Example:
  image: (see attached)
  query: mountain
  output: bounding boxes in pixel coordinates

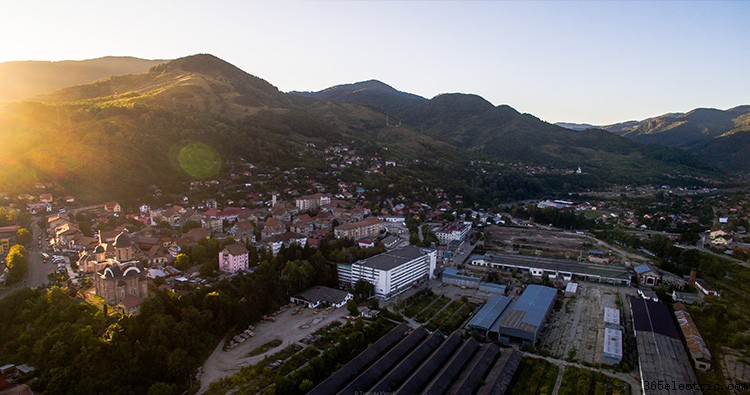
[0,55,459,201]
[0,56,165,102]
[564,106,750,171]
[299,83,715,179]
[555,122,597,131]
[0,55,719,202]
[292,79,427,117]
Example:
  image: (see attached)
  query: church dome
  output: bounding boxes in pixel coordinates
[113,231,133,248]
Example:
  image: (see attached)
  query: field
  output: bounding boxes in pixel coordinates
[558,366,630,395]
[538,283,637,370]
[507,357,560,395]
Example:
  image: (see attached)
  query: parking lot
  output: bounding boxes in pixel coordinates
[539,283,636,364]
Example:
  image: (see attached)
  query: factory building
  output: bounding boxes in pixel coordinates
[338,246,437,300]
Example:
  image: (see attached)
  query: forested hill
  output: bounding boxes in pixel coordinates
[0,54,719,202]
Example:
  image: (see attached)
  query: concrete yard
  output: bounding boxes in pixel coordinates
[539,283,636,365]
[197,305,347,394]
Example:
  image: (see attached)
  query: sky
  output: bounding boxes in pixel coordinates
[0,0,748,124]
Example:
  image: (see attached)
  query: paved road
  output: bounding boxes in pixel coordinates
[0,217,54,300]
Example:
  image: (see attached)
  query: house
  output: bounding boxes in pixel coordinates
[695,279,720,297]
[290,286,353,309]
[38,193,53,203]
[218,243,249,273]
[634,263,661,286]
[291,214,314,236]
[104,201,122,213]
[261,217,286,239]
[228,220,256,243]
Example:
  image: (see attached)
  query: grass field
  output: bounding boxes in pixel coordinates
[558,366,630,395]
[414,295,451,323]
[507,357,560,395]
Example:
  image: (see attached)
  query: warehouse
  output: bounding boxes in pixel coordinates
[492,285,557,345]
[629,296,699,395]
[674,303,712,371]
[471,253,632,286]
[442,268,507,295]
[466,295,514,333]
[289,286,353,309]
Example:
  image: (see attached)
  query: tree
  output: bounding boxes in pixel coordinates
[16,228,32,246]
[173,253,191,270]
[200,261,216,277]
[6,244,28,284]
[346,299,359,316]
[353,279,374,303]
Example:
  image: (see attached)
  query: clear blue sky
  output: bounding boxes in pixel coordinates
[1,0,748,124]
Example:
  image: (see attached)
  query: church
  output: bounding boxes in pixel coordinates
[93,231,149,314]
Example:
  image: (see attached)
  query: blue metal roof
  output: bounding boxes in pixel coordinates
[442,268,481,283]
[634,264,653,274]
[512,285,557,326]
[467,295,513,331]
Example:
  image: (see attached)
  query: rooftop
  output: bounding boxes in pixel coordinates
[292,286,351,306]
[604,307,620,326]
[478,253,631,281]
[629,296,680,339]
[356,245,430,271]
[603,327,623,358]
[467,295,513,331]
[493,285,556,334]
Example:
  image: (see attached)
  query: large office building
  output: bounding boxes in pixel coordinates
[338,246,437,300]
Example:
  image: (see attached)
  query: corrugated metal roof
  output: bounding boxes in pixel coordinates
[467,295,513,331]
[603,327,623,357]
[604,307,620,326]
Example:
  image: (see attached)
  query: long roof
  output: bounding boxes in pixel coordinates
[467,295,513,331]
[629,296,680,339]
[494,285,556,334]
[356,245,429,271]
[291,286,351,305]
[478,253,632,281]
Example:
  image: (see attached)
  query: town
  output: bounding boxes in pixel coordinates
[1,164,749,395]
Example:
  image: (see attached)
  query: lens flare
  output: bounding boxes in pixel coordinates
[177,142,221,179]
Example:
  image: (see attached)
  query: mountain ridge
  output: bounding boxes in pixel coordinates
[0,56,166,102]
[0,54,720,202]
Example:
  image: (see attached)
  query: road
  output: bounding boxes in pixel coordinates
[0,216,54,299]
[522,352,641,395]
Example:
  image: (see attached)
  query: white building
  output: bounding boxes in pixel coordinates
[604,307,620,327]
[218,243,249,273]
[340,246,437,300]
[603,327,623,364]
[435,222,472,244]
[295,193,331,211]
